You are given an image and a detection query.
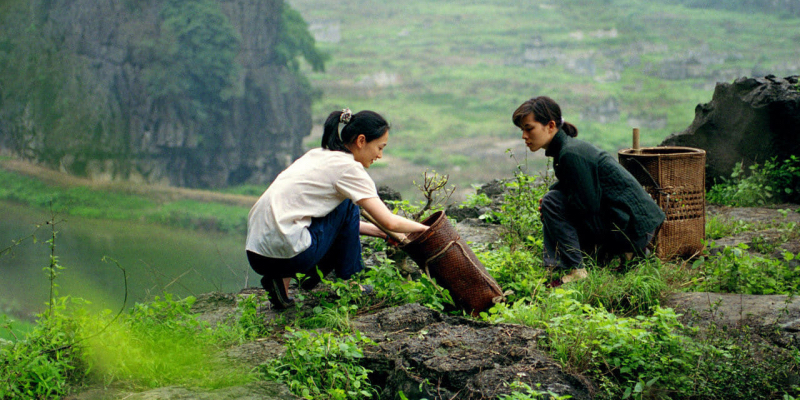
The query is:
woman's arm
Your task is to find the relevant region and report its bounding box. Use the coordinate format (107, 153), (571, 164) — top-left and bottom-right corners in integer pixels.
(359, 221), (387, 238)
(357, 197), (429, 233)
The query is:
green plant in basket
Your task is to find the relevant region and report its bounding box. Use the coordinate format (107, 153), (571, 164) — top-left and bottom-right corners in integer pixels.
(386, 169), (455, 222)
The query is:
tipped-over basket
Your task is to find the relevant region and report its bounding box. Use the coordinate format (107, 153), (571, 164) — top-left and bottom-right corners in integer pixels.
(401, 211), (505, 316)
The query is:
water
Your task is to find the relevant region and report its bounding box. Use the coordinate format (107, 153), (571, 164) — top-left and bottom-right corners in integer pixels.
(0, 200), (253, 321)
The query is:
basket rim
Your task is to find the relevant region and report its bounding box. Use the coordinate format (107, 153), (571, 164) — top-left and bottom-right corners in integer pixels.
(401, 210), (447, 246)
(618, 146), (706, 156)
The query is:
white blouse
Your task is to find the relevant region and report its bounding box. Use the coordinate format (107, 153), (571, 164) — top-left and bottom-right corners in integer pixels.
(246, 148), (378, 258)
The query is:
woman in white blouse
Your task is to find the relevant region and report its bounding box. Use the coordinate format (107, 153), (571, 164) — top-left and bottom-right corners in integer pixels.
(246, 109), (428, 308)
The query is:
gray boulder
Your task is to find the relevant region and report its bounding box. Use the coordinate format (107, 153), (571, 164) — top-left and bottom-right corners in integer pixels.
(661, 75), (800, 189)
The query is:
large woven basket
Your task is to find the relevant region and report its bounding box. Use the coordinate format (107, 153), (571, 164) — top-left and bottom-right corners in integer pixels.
(618, 146), (706, 260)
(401, 211), (504, 315)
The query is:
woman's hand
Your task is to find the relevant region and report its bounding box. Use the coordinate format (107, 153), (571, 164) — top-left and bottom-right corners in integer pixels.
(385, 233), (406, 247)
(538, 197), (543, 217)
(357, 197), (429, 233)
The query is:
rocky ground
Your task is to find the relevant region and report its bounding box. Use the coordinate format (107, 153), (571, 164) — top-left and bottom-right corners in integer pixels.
(66, 204), (800, 400)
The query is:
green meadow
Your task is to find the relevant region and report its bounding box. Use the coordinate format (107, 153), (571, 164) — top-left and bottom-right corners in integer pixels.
(288, 0), (799, 199)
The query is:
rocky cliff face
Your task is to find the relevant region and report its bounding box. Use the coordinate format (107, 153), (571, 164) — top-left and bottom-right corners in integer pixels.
(1, 0), (312, 188)
(661, 75), (800, 189)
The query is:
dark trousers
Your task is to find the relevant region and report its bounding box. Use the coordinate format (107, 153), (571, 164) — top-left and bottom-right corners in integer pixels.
(246, 199), (363, 289)
(541, 190), (653, 271)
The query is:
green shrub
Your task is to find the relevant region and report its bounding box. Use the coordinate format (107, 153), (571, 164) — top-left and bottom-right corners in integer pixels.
(0, 297), (88, 399)
(481, 289), (800, 399)
(478, 247), (547, 301)
(263, 328), (377, 400)
(707, 156), (800, 206)
(298, 256), (456, 323)
(493, 166), (552, 250)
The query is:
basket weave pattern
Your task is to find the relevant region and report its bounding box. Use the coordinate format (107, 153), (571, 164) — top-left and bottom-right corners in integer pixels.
(618, 147), (706, 259)
(401, 211), (504, 315)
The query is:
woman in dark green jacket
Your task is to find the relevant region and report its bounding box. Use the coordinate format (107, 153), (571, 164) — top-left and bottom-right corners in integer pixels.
(512, 96), (665, 285)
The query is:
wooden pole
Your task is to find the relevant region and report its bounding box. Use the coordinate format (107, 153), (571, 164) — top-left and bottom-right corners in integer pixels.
(632, 127), (641, 153)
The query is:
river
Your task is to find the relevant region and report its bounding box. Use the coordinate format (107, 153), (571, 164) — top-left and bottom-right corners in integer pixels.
(0, 200), (251, 321)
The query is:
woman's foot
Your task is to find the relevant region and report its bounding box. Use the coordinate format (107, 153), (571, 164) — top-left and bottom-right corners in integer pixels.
(560, 268), (588, 284)
(359, 284), (374, 295)
(262, 276), (294, 309)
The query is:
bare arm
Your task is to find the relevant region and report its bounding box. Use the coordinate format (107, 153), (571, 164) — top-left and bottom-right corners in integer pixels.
(357, 197), (429, 233)
(359, 221), (387, 238)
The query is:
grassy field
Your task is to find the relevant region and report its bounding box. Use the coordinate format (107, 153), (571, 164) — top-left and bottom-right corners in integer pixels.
(287, 0), (799, 200)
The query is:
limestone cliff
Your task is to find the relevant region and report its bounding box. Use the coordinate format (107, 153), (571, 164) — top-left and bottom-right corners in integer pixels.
(661, 75), (800, 191)
(0, 0), (318, 188)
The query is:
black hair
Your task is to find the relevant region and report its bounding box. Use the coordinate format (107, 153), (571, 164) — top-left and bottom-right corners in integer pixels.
(512, 96), (578, 138)
(321, 110), (390, 152)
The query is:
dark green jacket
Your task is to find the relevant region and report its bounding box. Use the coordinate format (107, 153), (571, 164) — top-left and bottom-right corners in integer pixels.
(545, 130), (665, 240)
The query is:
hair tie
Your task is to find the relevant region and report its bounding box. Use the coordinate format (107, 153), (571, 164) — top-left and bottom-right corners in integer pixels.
(559, 116), (565, 128)
(340, 108), (352, 124)
(337, 108), (352, 142)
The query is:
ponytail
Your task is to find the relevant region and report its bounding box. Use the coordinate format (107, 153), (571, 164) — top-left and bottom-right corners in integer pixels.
(512, 96), (579, 138)
(561, 121), (578, 138)
(321, 109), (390, 152)
(321, 110), (348, 151)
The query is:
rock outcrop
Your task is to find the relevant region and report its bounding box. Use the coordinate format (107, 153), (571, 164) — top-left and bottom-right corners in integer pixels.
(0, 0), (313, 188)
(354, 304), (594, 400)
(661, 75), (800, 189)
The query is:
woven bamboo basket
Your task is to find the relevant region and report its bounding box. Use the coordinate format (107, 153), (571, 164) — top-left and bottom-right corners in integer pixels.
(618, 146), (706, 260)
(401, 211), (504, 315)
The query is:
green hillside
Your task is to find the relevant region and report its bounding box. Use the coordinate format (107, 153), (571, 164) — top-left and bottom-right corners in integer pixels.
(288, 0), (799, 199)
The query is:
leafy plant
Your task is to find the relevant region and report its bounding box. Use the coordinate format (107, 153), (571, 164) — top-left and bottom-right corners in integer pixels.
(481, 289), (762, 399)
(705, 215), (757, 240)
(238, 293), (272, 339)
(491, 159), (553, 250)
(361, 256), (455, 312)
(263, 328), (377, 400)
(478, 247), (547, 302)
(386, 169), (455, 222)
(299, 256), (456, 322)
(143, 0), (243, 121)
(460, 191), (493, 209)
(689, 244), (800, 295)
(707, 156), (800, 206)
(499, 381), (572, 400)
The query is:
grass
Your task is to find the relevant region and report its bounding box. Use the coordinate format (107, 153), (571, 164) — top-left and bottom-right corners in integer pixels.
(1, 163), (799, 399)
(0, 166), (251, 235)
(286, 0), (799, 200)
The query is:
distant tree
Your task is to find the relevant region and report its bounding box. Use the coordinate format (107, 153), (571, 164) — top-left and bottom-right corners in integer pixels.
(274, 3), (329, 73)
(142, 0), (243, 122)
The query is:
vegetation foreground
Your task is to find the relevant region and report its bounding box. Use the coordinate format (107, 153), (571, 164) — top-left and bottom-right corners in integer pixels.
(1, 158), (800, 399)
